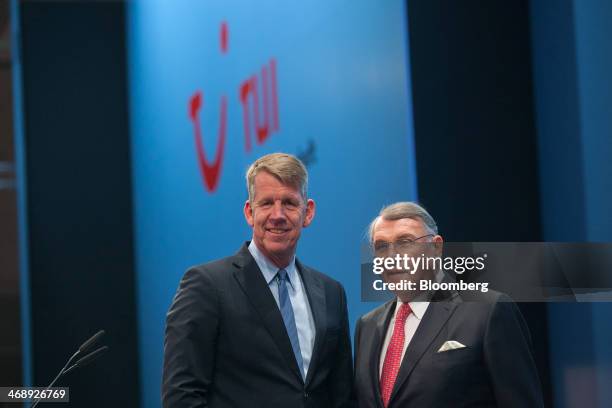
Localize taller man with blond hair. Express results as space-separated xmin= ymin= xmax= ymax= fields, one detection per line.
xmin=163 ymin=153 xmax=353 ymax=408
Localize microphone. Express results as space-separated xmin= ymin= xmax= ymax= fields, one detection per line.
xmin=30 ymin=330 xmax=109 ymax=408
xmin=78 ymin=329 xmax=106 ymax=353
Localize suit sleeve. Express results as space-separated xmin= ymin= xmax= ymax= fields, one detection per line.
xmin=483 ymin=295 xmax=544 ymax=408
xmin=329 ymin=284 xmax=356 ymax=408
xmin=162 ymin=267 xmax=220 ymax=408
xmin=352 ymin=316 xmax=364 ymax=407
xmin=353 ymin=317 xmax=362 ymax=375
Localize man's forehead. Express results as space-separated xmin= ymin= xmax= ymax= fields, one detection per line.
xmin=253 ymin=172 xmax=301 ymax=196
xmin=373 ymin=217 xmax=427 ymax=239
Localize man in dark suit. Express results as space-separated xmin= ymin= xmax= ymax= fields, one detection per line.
xmin=162 ymin=153 xmax=352 ymax=408
xmin=354 ymin=202 xmax=544 ymax=408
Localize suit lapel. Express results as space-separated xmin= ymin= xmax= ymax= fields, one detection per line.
xmin=297 ymin=259 xmax=326 ymax=387
xmin=372 ymin=300 xmax=397 ymax=408
xmin=232 ymin=244 xmax=304 ymax=383
xmin=388 ymin=292 xmax=459 ymax=406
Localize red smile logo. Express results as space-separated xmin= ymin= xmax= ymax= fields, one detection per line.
xmin=189 ymin=91 xmax=227 ymax=192
xmin=188 ymin=22 xmax=279 ymax=193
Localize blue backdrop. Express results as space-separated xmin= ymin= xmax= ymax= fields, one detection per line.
xmin=531 ymin=0 xmax=612 ymax=406
xmin=127 ymin=1 xmax=417 ymax=406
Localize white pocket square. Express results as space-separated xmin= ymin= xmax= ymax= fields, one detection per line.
xmin=437 ymin=340 xmax=467 ymax=352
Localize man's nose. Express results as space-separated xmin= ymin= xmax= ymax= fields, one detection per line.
xmin=269 ymin=201 xmax=286 ymax=219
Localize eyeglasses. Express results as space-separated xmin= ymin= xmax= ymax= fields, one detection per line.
xmin=372 ymin=234 xmax=435 ymax=255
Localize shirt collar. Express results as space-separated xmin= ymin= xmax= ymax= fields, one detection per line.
xmin=406 ymin=299 xmax=429 ymax=320
xmin=391 ymin=298 xmax=429 ymax=321
xmin=248 ymin=240 xmax=297 ymax=288
xmin=395 ymin=269 xmax=445 ymax=320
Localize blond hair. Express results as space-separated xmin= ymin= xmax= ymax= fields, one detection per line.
xmin=246 ymin=153 xmax=308 ymax=203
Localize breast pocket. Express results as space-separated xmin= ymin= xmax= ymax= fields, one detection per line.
xmin=429 ymin=346 xmax=479 ymax=366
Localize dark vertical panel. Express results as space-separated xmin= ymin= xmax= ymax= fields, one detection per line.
xmin=406 ymin=0 xmax=552 ymax=406
xmin=407 ymin=0 xmax=541 ymax=241
xmin=0 ymin=0 xmax=23 ymax=392
xmin=20 ymin=1 xmax=139 ymax=406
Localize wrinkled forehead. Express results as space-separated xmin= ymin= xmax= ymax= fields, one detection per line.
xmin=253 ymin=172 xmax=303 ymax=198
xmin=373 ymin=217 xmax=429 ymax=241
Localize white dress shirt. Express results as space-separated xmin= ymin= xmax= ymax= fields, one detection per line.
xmin=248 ymin=241 xmax=316 ymax=378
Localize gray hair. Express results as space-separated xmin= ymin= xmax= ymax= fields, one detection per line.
xmin=368 ymin=202 xmax=438 ymax=243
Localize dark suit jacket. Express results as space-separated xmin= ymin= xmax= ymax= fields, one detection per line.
xmin=354 ymin=289 xmax=544 ymax=408
xmin=162 ymin=243 xmax=353 ymax=408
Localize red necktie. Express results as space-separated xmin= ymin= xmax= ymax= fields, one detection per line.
xmin=380 ymin=302 xmax=412 ymax=407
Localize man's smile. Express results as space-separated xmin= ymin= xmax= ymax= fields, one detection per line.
xmin=266 ymin=227 xmax=291 ymax=235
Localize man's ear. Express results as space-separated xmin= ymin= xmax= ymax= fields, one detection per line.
xmin=302 ymin=199 xmax=316 ymax=227
xmin=433 ymin=234 xmax=444 ymax=256
xmin=244 ymin=200 xmax=254 ymax=227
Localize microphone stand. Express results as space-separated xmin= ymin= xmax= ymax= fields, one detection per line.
xmin=30 ymin=330 xmax=109 ymax=408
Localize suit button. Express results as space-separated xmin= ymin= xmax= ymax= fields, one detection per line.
xmin=303 ymin=392 xmax=309 ymax=399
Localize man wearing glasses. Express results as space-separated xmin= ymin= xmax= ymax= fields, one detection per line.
xmin=353 ymin=202 xmax=544 ymax=408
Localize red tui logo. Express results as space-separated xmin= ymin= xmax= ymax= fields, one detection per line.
xmin=188 ymin=21 xmax=279 ymax=193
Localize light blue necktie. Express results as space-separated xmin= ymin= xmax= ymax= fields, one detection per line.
xmin=277 ymin=268 xmax=304 ymax=378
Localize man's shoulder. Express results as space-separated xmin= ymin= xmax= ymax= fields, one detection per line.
xmin=184 ymin=252 xmax=243 ymax=281
xmin=456 ymin=288 xmax=506 ymax=304
xmin=358 ymin=300 xmax=392 ymax=327
xmin=452 ymin=289 xmax=523 ymax=326
xmin=299 ymin=262 xmax=344 ymax=292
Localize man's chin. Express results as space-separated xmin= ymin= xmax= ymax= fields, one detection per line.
xmin=262 ymin=242 xmax=296 ymax=259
